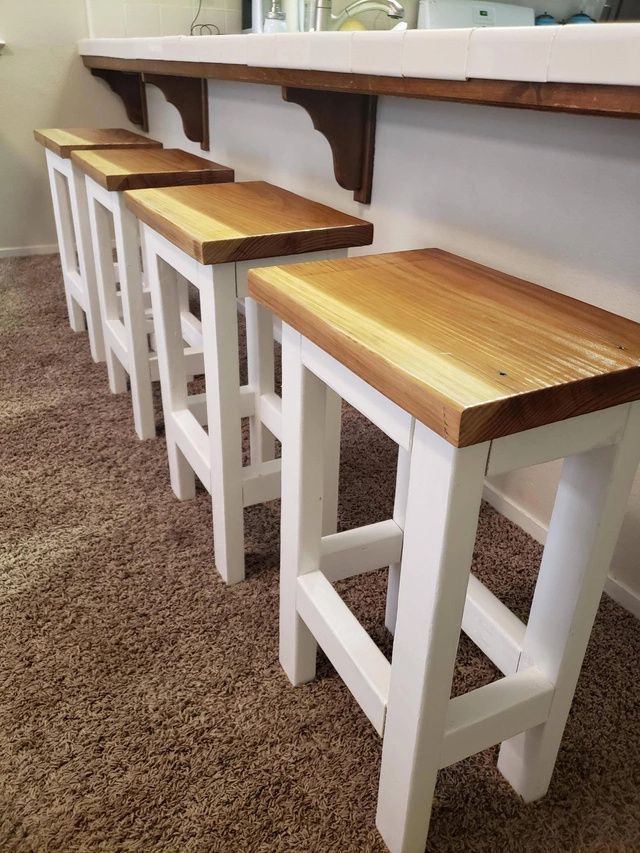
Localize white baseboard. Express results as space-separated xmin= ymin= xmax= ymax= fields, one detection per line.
xmin=603 ymin=575 xmax=640 ymax=620
xmin=483 ymin=482 xmax=548 ymax=545
xmin=0 ymin=244 xmax=58 ymax=259
xmin=483 ymin=482 xmax=640 ymax=619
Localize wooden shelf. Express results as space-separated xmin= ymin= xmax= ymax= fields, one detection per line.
xmin=85 ymin=53 xmax=640 ymax=204
xmin=83 ymin=54 xmax=640 ymax=119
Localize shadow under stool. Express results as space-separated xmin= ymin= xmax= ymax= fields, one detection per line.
xmin=34 ymin=128 xmax=162 ymax=363
xmin=249 ymin=247 xmax=640 ymax=853
xmin=124 ymin=180 xmax=373 ymax=584
xmin=70 ymin=147 xmax=234 ymax=440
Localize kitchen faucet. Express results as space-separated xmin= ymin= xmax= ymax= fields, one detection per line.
xmin=312 ymin=0 xmax=404 ymax=31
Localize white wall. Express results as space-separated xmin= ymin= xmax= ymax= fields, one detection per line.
xmin=0 ymin=0 xmax=135 ymax=256
xmin=145 ymin=80 xmax=640 ymax=613
xmin=85 ymin=0 xmax=243 ymax=38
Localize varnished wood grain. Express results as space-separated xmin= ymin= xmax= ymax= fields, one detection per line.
xmin=248 ymin=249 xmax=640 ymax=447
xmin=124 ymin=181 xmax=373 ymax=264
xmin=82 ymin=56 xmax=640 ymax=120
xmin=33 ymin=127 xmax=162 ymax=159
xmin=71 ymin=148 xmax=234 ymax=192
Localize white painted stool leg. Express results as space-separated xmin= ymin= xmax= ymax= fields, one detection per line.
xmin=321 ymin=388 xmax=342 ymax=536
xmin=497 ymin=401 xmax=640 ymax=802
xmin=67 ymin=163 xmax=105 ymax=363
xmin=376 ymin=424 xmax=490 ymax=853
xmin=199 ymin=263 xmax=245 ymax=585
xmin=86 ymin=191 xmax=128 ymax=394
xmin=279 ymin=324 xmax=331 ymax=685
xmin=384 ymin=445 xmax=411 ymax=635
xmin=245 ymin=296 xmax=276 ymax=465
xmin=113 ymin=195 xmax=156 ymax=439
xmin=144 ymin=241 xmax=196 ymax=500
xmin=46 ymin=159 xmax=85 ymax=332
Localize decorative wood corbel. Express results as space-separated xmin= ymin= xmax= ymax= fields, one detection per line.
xmin=143 ymin=74 xmax=210 ymax=151
xmin=282 ymin=87 xmax=377 ymax=205
xmin=91 ymin=69 xmax=149 ymax=131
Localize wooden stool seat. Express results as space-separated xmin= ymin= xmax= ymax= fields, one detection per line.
xmin=71 ymin=148 xmax=234 ymax=192
xmin=124 ymin=181 xmax=373 ymax=265
xmin=249 ymin=248 xmax=640 ymax=447
xmin=34 ymin=127 xmax=162 ymax=159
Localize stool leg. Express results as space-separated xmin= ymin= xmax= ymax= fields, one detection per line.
xmin=176 ymin=272 xmax=201 ymax=360
xmin=384 ymin=446 xmax=411 ymax=635
xmin=376 ymin=423 xmax=489 ymax=853
xmin=245 ymin=297 xmax=276 ymax=465
xmin=68 ymin=163 xmax=105 ymax=363
xmin=145 ymin=243 xmax=196 ymax=500
xmin=497 ymin=403 xmax=640 ymax=802
xmin=199 ymin=263 xmax=245 ymax=585
xmin=47 ymin=161 xmax=85 ymax=332
xmin=113 ymin=196 xmax=156 ymax=439
xmin=280 ymin=325 xmax=333 ymax=685
xmin=321 ymin=388 xmax=342 ymax=536
xmin=86 ymin=191 xmax=128 ymax=395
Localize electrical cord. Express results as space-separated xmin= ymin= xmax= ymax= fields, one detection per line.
xmin=189 ymin=0 xmax=221 ymax=34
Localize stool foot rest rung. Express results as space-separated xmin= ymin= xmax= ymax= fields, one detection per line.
xmin=66 ymin=270 xmax=87 ymax=309
xmin=170 ymin=409 xmax=210 ymax=490
xmin=297 ymin=564 xmax=554 ymax=753
xmin=183 ymin=387 xmax=257 ymax=428
xmin=186 ymin=393 xmax=208 ymax=426
xmin=183 ymin=346 xmax=204 ymax=376
xmin=181 ymin=312 xmax=203 ymax=349
xmin=462 ymin=574 xmax=526 ymax=677
xmin=440 ymin=668 xmax=554 ymax=769
xmin=242 ymin=458 xmax=282 ymax=507
xmin=319 ymin=520 xmax=404 ymax=583
xmin=106 ymin=322 xmax=129 ymax=370
xmin=259 ymin=392 xmax=283 ymax=442
xmin=297 ymin=569 xmax=392 ymax=736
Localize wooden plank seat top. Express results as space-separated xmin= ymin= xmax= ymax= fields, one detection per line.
xmin=124 ymin=181 xmax=373 ymax=265
xmin=70 ymin=148 xmax=234 ymax=192
xmin=248 ymin=248 xmax=640 ymax=447
xmin=33 ymin=128 xmax=162 ymax=159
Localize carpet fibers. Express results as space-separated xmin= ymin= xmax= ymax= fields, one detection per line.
xmin=1 ymin=255 xmax=640 ymax=852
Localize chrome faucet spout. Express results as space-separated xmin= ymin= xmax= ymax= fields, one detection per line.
xmin=314 ymin=0 xmax=404 ymax=30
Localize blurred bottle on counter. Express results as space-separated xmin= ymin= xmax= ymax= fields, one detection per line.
xmin=264 ymin=0 xmax=288 ymax=30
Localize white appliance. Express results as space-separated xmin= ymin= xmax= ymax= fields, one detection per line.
xmin=418 ymin=0 xmax=535 ymax=26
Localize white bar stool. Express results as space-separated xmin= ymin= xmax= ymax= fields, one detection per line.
xmin=124 ymin=180 xmax=373 ymax=584
xmin=71 ymin=147 xmax=234 ymax=440
xmin=248 ymin=248 xmax=640 ymax=853
xmin=34 ymin=128 xmax=162 ymax=363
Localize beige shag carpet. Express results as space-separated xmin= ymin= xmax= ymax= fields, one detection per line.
xmin=1 ymin=255 xmax=640 ymax=852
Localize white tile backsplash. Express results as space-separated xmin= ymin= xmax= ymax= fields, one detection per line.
xmin=86 ymin=0 xmax=127 ymax=38
xmin=85 ymin=0 xmax=242 ymax=38
xmin=125 ymin=2 xmax=164 ymax=36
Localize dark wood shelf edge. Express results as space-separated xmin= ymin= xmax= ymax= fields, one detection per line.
xmin=84 ymin=54 xmax=640 ymax=119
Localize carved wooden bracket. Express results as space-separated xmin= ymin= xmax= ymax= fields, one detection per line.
xmin=282 ymin=87 xmax=377 ymax=205
xmin=91 ymin=69 xmax=149 ymax=131
xmin=143 ymin=74 xmax=210 ymax=151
